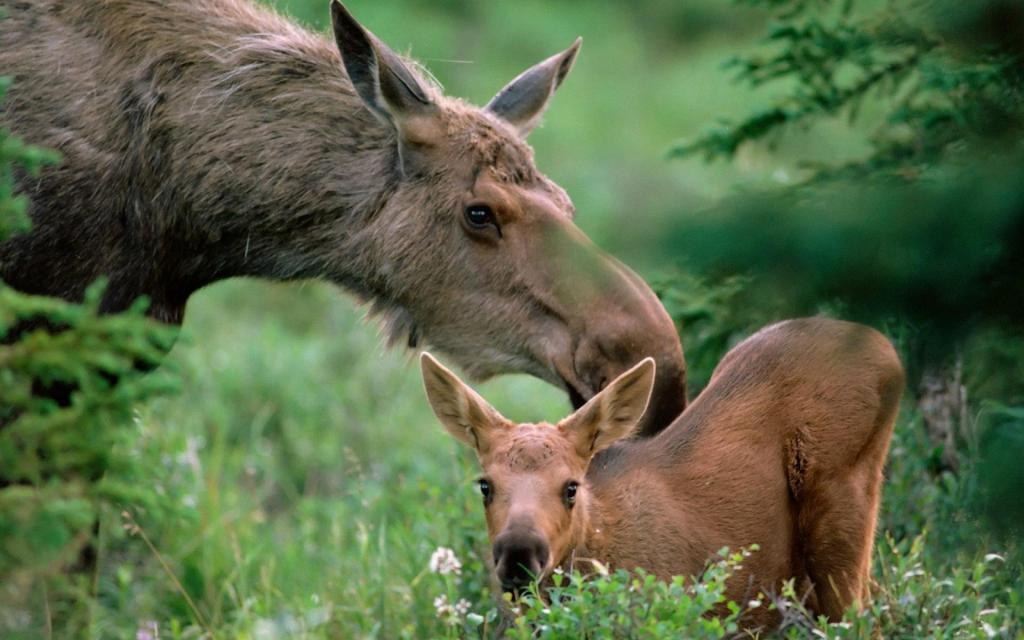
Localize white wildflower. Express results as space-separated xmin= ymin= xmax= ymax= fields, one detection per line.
xmin=553 ymin=566 xmax=564 ymax=575
xmin=434 ymin=594 xmax=468 ymax=626
xmin=428 ymin=546 xmax=462 ymax=576
xmin=747 ymin=599 xmax=762 ymax=609
xmin=434 ymin=595 xmax=453 ymax=618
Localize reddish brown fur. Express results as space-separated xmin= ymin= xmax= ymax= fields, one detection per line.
xmin=424 ymin=317 xmax=905 ymax=627
xmin=0 ymin=0 xmax=686 ymax=433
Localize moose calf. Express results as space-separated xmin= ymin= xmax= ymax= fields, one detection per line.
xmin=422 ymin=317 xmax=904 ymax=627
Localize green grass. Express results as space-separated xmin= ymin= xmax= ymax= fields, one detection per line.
xmin=100 ymin=279 xmax=569 ymax=638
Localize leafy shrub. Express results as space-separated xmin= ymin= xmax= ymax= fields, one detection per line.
xmin=411 ymin=530 xmax=1021 ymax=639
xmin=503 ymin=550 xmax=747 ymax=639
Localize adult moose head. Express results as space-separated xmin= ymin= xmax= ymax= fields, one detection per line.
xmin=0 ymin=0 xmax=686 ymax=434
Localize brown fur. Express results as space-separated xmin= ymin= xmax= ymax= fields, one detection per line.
xmin=0 ymin=0 xmax=686 ymax=433
xmin=424 ymin=317 xmax=905 ymax=627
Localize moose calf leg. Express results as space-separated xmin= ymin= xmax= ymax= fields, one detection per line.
xmin=798 ymin=465 xmax=881 ymax=621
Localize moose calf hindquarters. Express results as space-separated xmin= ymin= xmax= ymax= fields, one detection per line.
xmin=696 ymin=318 xmax=905 ymax=618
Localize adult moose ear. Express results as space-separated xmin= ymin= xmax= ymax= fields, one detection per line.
xmin=486 ymin=38 xmax=581 ymax=137
xmin=421 ymin=353 xmax=509 ymax=456
xmin=558 ymin=358 xmax=655 ymax=459
xmin=330 ymin=1 xmax=439 ymax=173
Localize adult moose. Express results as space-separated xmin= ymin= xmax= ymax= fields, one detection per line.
xmin=423 ymin=317 xmax=905 ymax=627
xmin=0 ymin=0 xmax=686 ymax=435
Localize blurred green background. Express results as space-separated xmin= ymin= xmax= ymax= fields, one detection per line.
xmin=3 ymin=0 xmax=1022 ymax=637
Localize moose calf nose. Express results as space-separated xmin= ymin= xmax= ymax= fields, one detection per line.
xmin=493 ymin=532 xmax=550 ymax=591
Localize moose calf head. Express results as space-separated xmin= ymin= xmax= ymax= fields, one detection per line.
xmin=332 ymin=2 xmax=683 ymax=434
xmin=421 ymin=352 xmax=655 ymax=593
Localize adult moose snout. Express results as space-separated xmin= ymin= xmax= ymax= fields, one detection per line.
xmin=492 ymin=529 xmax=550 ymax=593
xmin=573 ymin=260 xmax=686 ymax=437
xmin=538 ymin=220 xmax=687 ymax=437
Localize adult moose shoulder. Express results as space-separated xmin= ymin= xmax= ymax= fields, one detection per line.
xmin=0 ymin=0 xmax=686 ymax=434
xmin=423 ymin=317 xmax=905 ymax=627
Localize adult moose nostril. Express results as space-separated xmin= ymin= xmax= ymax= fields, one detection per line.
xmin=569 ymin=336 xmax=608 ymax=404
xmin=565 ymin=380 xmax=588 ymax=410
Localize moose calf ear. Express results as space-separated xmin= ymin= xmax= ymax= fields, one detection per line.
xmin=486 ymin=38 xmax=581 ymax=137
xmin=421 ymin=353 xmax=507 ymax=455
xmin=331 ymin=1 xmax=439 ymax=171
xmin=559 ymin=358 xmax=655 ymax=458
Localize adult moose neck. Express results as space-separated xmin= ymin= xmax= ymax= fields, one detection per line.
xmin=0 ymin=0 xmax=686 ymax=434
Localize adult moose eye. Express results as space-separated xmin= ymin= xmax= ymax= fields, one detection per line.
xmin=464 ymin=204 xmax=500 ymax=236
xmin=478 ymin=478 xmax=492 ymax=504
xmin=564 ymin=481 xmax=579 ymax=508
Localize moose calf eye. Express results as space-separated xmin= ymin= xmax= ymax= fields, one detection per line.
xmin=478 ymin=478 xmax=492 ymax=503
xmin=564 ymin=481 xmax=579 ymax=508
xmin=465 ymin=204 xmax=496 ymax=230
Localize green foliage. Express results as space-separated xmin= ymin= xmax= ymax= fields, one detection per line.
xmin=671 ymin=0 xmax=1024 ymax=180
xmin=656 ymin=159 xmax=1024 ymax=349
xmin=503 ymin=550 xmax=747 ymax=639
xmin=974 ymin=404 xmax=1024 ymax=537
